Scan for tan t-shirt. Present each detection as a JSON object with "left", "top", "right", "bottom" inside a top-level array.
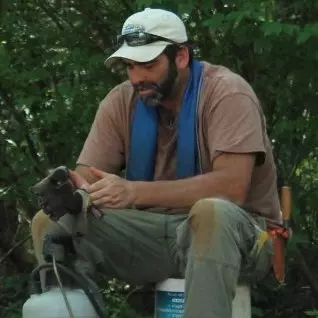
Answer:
[{"left": 77, "top": 61, "right": 281, "bottom": 222}]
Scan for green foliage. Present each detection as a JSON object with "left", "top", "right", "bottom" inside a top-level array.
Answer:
[
  {"left": 306, "top": 309, "right": 318, "bottom": 317},
  {"left": 100, "top": 278, "right": 143, "bottom": 318},
  {"left": 0, "top": 275, "right": 146, "bottom": 318},
  {"left": 0, "top": 0, "right": 318, "bottom": 317},
  {"left": 0, "top": 274, "right": 29, "bottom": 318}
]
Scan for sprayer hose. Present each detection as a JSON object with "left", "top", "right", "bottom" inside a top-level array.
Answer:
[{"left": 30, "top": 263, "right": 106, "bottom": 318}]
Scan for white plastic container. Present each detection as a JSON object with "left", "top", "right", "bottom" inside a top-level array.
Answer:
[
  {"left": 154, "top": 279, "right": 251, "bottom": 318},
  {"left": 155, "top": 278, "right": 185, "bottom": 318},
  {"left": 22, "top": 287, "right": 99, "bottom": 318}
]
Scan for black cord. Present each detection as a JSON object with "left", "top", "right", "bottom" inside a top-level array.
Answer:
[{"left": 30, "top": 263, "right": 106, "bottom": 318}]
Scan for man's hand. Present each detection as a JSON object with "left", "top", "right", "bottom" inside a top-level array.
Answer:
[
  {"left": 69, "top": 170, "right": 90, "bottom": 190},
  {"left": 88, "top": 167, "right": 136, "bottom": 209}
]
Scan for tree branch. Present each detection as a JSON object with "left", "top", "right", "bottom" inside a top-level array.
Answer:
[
  {"left": 0, "top": 234, "right": 32, "bottom": 265},
  {"left": 40, "top": 0, "right": 106, "bottom": 52},
  {"left": 0, "top": 83, "right": 44, "bottom": 174},
  {"left": 36, "top": 0, "right": 65, "bottom": 31}
]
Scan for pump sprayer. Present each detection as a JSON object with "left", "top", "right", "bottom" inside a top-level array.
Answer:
[
  {"left": 22, "top": 166, "right": 107, "bottom": 318},
  {"left": 22, "top": 233, "right": 107, "bottom": 318}
]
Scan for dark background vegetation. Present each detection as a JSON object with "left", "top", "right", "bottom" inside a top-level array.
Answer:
[{"left": 0, "top": 0, "right": 317, "bottom": 317}]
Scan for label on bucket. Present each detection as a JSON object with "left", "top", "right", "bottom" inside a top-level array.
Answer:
[{"left": 155, "top": 291, "right": 184, "bottom": 318}]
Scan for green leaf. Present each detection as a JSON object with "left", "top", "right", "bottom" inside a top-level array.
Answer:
[
  {"left": 282, "top": 24, "right": 300, "bottom": 36},
  {"left": 305, "top": 309, "right": 318, "bottom": 317},
  {"left": 297, "top": 30, "right": 312, "bottom": 44},
  {"left": 202, "top": 13, "right": 225, "bottom": 29},
  {"left": 261, "top": 21, "right": 283, "bottom": 36}
]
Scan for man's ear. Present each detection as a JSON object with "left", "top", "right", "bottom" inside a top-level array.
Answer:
[{"left": 175, "top": 46, "right": 190, "bottom": 69}]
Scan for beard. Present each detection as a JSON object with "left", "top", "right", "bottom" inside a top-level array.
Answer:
[{"left": 133, "top": 60, "right": 178, "bottom": 107}]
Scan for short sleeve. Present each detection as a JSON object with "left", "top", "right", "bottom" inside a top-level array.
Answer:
[
  {"left": 207, "top": 93, "right": 266, "bottom": 165},
  {"left": 76, "top": 89, "right": 125, "bottom": 174}
]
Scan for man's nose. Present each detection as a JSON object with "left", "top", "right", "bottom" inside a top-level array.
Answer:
[{"left": 128, "top": 65, "right": 149, "bottom": 86}]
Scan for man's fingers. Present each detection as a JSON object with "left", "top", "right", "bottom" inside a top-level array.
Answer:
[
  {"left": 92, "top": 195, "right": 113, "bottom": 208},
  {"left": 89, "top": 166, "right": 106, "bottom": 179},
  {"left": 93, "top": 198, "right": 123, "bottom": 209},
  {"left": 88, "top": 178, "right": 107, "bottom": 193},
  {"left": 69, "top": 170, "right": 90, "bottom": 190},
  {"left": 90, "top": 188, "right": 108, "bottom": 201}
]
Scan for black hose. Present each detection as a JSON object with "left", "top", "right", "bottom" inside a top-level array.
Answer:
[{"left": 30, "top": 263, "right": 106, "bottom": 318}]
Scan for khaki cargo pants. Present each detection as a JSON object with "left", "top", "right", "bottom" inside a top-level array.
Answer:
[{"left": 31, "top": 194, "right": 273, "bottom": 318}]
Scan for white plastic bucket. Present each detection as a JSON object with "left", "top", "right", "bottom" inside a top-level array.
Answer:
[
  {"left": 155, "top": 278, "right": 185, "bottom": 318},
  {"left": 154, "top": 279, "right": 251, "bottom": 318}
]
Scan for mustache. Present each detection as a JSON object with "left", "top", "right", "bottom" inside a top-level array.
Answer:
[{"left": 133, "top": 82, "right": 159, "bottom": 92}]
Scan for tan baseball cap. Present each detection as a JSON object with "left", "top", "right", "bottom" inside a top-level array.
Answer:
[{"left": 105, "top": 8, "right": 188, "bottom": 67}]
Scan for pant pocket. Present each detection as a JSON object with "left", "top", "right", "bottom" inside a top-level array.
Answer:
[{"left": 242, "top": 222, "right": 274, "bottom": 283}]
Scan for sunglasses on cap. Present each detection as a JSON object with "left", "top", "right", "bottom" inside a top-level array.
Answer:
[{"left": 115, "top": 32, "right": 177, "bottom": 48}]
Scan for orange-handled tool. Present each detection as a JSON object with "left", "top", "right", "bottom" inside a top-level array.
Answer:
[
  {"left": 271, "top": 186, "right": 292, "bottom": 284},
  {"left": 281, "top": 186, "right": 292, "bottom": 228}
]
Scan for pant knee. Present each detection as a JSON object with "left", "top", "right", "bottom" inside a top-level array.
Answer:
[
  {"left": 189, "top": 198, "right": 231, "bottom": 231},
  {"left": 188, "top": 198, "right": 236, "bottom": 259}
]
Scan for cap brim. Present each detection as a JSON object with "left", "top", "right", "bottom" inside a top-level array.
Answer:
[{"left": 104, "top": 42, "right": 169, "bottom": 67}]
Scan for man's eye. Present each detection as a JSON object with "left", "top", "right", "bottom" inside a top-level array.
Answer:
[
  {"left": 137, "top": 61, "right": 156, "bottom": 70},
  {"left": 120, "top": 61, "right": 133, "bottom": 69},
  {"left": 114, "top": 61, "right": 130, "bottom": 72},
  {"left": 137, "top": 59, "right": 158, "bottom": 69},
  {"left": 143, "top": 63, "right": 155, "bottom": 69}
]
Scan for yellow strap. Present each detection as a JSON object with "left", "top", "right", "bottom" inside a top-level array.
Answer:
[{"left": 257, "top": 231, "right": 270, "bottom": 250}]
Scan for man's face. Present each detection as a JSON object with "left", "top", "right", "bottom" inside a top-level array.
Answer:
[{"left": 123, "top": 54, "right": 179, "bottom": 107}]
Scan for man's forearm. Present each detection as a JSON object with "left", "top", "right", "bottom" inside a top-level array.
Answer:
[{"left": 132, "top": 171, "right": 248, "bottom": 210}]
